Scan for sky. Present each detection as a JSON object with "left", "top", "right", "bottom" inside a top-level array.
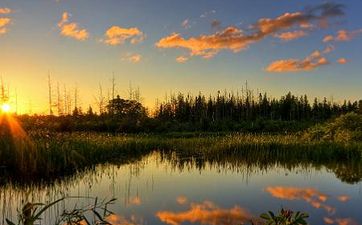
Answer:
[{"left": 0, "top": 0, "right": 361, "bottom": 114}]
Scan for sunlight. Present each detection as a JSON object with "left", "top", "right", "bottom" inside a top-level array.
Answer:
[{"left": 1, "top": 103, "right": 11, "bottom": 113}]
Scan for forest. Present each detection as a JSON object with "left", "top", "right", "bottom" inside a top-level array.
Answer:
[{"left": 17, "top": 88, "right": 362, "bottom": 133}]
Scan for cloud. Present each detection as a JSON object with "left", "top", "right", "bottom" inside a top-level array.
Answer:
[
  {"left": 122, "top": 53, "right": 142, "bottom": 63},
  {"left": 274, "top": 30, "right": 307, "bottom": 41},
  {"left": 103, "top": 26, "right": 145, "bottom": 45},
  {"left": 324, "top": 217, "right": 335, "bottom": 224},
  {"left": 336, "top": 29, "right": 362, "bottom": 41},
  {"left": 322, "top": 45, "right": 335, "bottom": 54},
  {"left": 337, "top": 58, "right": 347, "bottom": 64},
  {"left": 211, "top": 19, "right": 221, "bottom": 29},
  {"left": 156, "top": 3, "right": 345, "bottom": 60},
  {"left": 176, "top": 56, "right": 189, "bottom": 63},
  {"left": 266, "top": 50, "right": 329, "bottom": 72},
  {"left": 335, "top": 218, "right": 359, "bottom": 225},
  {"left": 156, "top": 200, "right": 252, "bottom": 225},
  {"left": 323, "top": 29, "right": 362, "bottom": 42},
  {"left": 0, "top": 8, "right": 12, "bottom": 35},
  {"left": 58, "top": 12, "right": 89, "bottom": 41},
  {"left": 337, "top": 195, "right": 350, "bottom": 202},
  {"left": 106, "top": 214, "right": 140, "bottom": 225},
  {"left": 0, "top": 8, "right": 11, "bottom": 14},
  {"left": 0, "top": 17, "right": 11, "bottom": 34},
  {"left": 323, "top": 217, "right": 359, "bottom": 225},
  {"left": 176, "top": 196, "right": 188, "bottom": 205},
  {"left": 323, "top": 35, "right": 334, "bottom": 42},
  {"left": 181, "top": 19, "right": 190, "bottom": 29},
  {"left": 265, "top": 186, "right": 335, "bottom": 213},
  {"left": 156, "top": 27, "right": 254, "bottom": 59},
  {"left": 200, "top": 10, "right": 216, "bottom": 18},
  {"left": 129, "top": 196, "right": 142, "bottom": 205}
]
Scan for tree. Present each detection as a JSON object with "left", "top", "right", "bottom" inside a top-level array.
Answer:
[{"left": 107, "top": 95, "right": 147, "bottom": 121}]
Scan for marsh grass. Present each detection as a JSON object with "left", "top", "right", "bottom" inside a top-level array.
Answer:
[{"left": 1, "top": 129, "right": 361, "bottom": 183}]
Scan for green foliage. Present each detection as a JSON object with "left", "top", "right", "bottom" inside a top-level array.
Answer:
[
  {"left": 155, "top": 91, "right": 360, "bottom": 126},
  {"left": 259, "top": 209, "right": 308, "bottom": 225},
  {"left": 304, "top": 112, "right": 362, "bottom": 142},
  {"left": 6, "top": 197, "right": 115, "bottom": 225}
]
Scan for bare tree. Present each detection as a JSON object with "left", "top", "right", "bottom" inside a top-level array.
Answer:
[
  {"left": 48, "top": 73, "right": 53, "bottom": 115},
  {"left": 96, "top": 84, "right": 105, "bottom": 114}
]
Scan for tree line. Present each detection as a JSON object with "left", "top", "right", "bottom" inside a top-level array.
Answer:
[
  {"left": 155, "top": 91, "right": 362, "bottom": 123},
  {"left": 18, "top": 86, "right": 362, "bottom": 133}
]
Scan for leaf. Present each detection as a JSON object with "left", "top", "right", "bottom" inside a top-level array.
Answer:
[
  {"left": 33, "top": 197, "right": 65, "bottom": 220},
  {"left": 268, "top": 211, "right": 275, "bottom": 218},
  {"left": 5, "top": 219, "right": 16, "bottom": 225},
  {"left": 260, "top": 213, "right": 270, "bottom": 220}
]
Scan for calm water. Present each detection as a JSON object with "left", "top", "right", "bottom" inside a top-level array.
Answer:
[{"left": 1, "top": 151, "right": 361, "bottom": 225}]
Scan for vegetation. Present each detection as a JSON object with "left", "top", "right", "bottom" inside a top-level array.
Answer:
[
  {"left": 1, "top": 82, "right": 362, "bottom": 224},
  {"left": 258, "top": 209, "right": 308, "bottom": 225},
  {"left": 14, "top": 89, "right": 362, "bottom": 133},
  {"left": 1, "top": 124, "right": 362, "bottom": 184},
  {"left": 304, "top": 112, "right": 362, "bottom": 142},
  {"left": 7, "top": 197, "right": 309, "bottom": 225},
  {"left": 5, "top": 197, "right": 115, "bottom": 225},
  {"left": 154, "top": 91, "right": 361, "bottom": 132}
]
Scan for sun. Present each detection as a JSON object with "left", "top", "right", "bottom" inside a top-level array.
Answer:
[{"left": 1, "top": 103, "right": 11, "bottom": 113}]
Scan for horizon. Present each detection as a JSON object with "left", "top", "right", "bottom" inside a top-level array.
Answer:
[{"left": 1, "top": 0, "right": 362, "bottom": 114}]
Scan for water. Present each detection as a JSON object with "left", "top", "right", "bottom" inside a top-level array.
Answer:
[{"left": 1, "top": 151, "right": 361, "bottom": 225}]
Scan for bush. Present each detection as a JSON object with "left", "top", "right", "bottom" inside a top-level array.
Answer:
[{"left": 304, "top": 112, "right": 362, "bottom": 142}]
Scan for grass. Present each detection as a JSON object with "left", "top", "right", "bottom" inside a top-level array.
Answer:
[{"left": 1, "top": 127, "right": 362, "bottom": 184}]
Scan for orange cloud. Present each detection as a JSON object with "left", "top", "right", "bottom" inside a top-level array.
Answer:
[
  {"left": 274, "top": 30, "right": 307, "bottom": 41},
  {"left": 265, "top": 186, "right": 334, "bottom": 213},
  {"left": 323, "top": 29, "right": 362, "bottom": 42},
  {"left": 337, "top": 195, "right": 350, "bottom": 202},
  {"left": 266, "top": 50, "right": 329, "bottom": 72},
  {"left": 337, "top": 58, "right": 347, "bottom": 64},
  {"left": 323, "top": 217, "right": 359, "bottom": 225},
  {"left": 122, "top": 53, "right": 142, "bottom": 63},
  {"left": 0, "top": 8, "right": 11, "bottom": 14},
  {"left": 335, "top": 218, "right": 359, "bottom": 225},
  {"left": 0, "top": 17, "right": 11, "bottom": 34},
  {"left": 176, "top": 196, "right": 188, "bottom": 205},
  {"left": 156, "top": 27, "right": 253, "bottom": 59},
  {"left": 156, "top": 3, "right": 344, "bottom": 60},
  {"left": 129, "top": 196, "right": 142, "bottom": 205},
  {"left": 156, "top": 201, "right": 252, "bottom": 225},
  {"left": 336, "top": 29, "right": 362, "bottom": 41},
  {"left": 58, "top": 12, "right": 89, "bottom": 41},
  {"left": 324, "top": 217, "right": 335, "bottom": 224},
  {"left": 107, "top": 214, "right": 140, "bottom": 225},
  {"left": 103, "top": 26, "right": 145, "bottom": 45},
  {"left": 323, "top": 35, "right": 334, "bottom": 42},
  {"left": 176, "top": 56, "right": 189, "bottom": 63},
  {"left": 255, "top": 12, "right": 306, "bottom": 34},
  {"left": 0, "top": 8, "right": 11, "bottom": 35}
]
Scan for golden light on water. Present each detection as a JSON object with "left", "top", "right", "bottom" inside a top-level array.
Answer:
[{"left": 1, "top": 103, "right": 11, "bottom": 113}]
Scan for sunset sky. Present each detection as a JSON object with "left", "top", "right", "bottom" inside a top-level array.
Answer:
[{"left": 0, "top": 0, "right": 361, "bottom": 114}]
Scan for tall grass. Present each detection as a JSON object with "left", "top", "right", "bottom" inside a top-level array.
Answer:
[{"left": 1, "top": 129, "right": 361, "bottom": 184}]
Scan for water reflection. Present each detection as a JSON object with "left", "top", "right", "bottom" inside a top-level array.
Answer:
[
  {"left": 265, "top": 186, "right": 335, "bottom": 214},
  {"left": 323, "top": 217, "right": 359, "bottom": 225},
  {"left": 156, "top": 149, "right": 362, "bottom": 185},
  {"left": 156, "top": 200, "right": 253, "bottom": 225},
  {"left": 0, "top": 151, "right": 361, "bottom": 224},
  {"left": 265, "top": 186, "right": 360, "bottom": 225},
  {"left": 107, "top": 214, "right": 142, "bottom": 225}
]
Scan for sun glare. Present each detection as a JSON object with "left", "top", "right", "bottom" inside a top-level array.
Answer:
[{"left": 1, "top": 103, "right": 11, "bottom": 113}]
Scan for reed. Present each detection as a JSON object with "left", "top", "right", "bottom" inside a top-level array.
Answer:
[{"left": 1, "top": 130, "right": 361, "bottom": 183}]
